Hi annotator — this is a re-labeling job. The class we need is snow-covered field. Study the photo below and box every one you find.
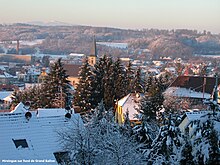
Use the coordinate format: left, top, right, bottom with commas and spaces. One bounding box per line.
97, 42, 128, 49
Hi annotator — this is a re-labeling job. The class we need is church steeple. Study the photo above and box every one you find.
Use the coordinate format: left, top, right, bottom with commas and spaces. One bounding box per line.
90, 36, 97, 57
88, 36, 97, 66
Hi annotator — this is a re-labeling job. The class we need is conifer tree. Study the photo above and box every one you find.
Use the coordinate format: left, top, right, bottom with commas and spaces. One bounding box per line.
180, 136, 195, 165
133, 67, 144, 94
113, 58, 126, 100
103, 56, 115, 110
191, 115, 220, 165
10, 90, 22, 109
90, 55, 108, 108
74, 57, 93, 112
147, 117, 183, 165
42, 58, 71, 108
124, 60, 134, 94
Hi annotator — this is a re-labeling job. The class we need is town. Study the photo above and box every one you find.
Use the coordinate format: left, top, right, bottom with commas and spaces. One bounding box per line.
0, 24, 220, 164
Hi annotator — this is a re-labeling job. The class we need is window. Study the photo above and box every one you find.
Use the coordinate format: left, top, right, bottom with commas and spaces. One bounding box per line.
53, 151, 71, 165
12, 139, 28, 148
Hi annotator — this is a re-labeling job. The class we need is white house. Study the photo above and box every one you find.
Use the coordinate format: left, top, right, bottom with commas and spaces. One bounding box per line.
0, 102, 83, 164
178, 111, 220, 134
115, 93, 143, 124
0, 91, 13, 110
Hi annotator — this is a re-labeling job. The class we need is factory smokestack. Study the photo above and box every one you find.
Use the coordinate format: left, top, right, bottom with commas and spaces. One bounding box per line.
16, 40, 19, 54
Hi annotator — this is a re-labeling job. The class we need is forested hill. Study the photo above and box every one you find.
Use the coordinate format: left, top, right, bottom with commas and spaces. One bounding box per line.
0, 23, 220, 59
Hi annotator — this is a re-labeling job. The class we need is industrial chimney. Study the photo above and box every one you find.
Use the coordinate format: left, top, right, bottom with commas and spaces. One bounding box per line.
16, 40, 19, 54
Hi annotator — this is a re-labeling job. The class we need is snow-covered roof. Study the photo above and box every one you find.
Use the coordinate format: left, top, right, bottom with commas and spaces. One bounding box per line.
185, 111, 212, 121
0, 91, 13, 100
179, 111, 220, 133
0, 72, 13, 78
36, 108, 66, 117
118, 93, 143, 120
0, 106, 83, 163
164, 87, 211, 99
10, 102, 27, 113
118, 94, 131, 107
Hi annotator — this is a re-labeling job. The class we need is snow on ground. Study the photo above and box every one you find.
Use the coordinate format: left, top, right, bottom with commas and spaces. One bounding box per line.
97, 42, 128, 49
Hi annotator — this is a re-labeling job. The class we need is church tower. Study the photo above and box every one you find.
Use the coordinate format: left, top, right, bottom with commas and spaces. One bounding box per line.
88, 36, 97, 66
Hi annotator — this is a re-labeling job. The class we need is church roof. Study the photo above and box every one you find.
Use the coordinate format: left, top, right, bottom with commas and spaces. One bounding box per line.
90, 36, 97, 57
63, 64, 81, 77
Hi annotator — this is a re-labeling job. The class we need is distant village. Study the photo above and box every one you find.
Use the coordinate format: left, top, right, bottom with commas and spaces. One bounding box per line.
0, 36, 220, 164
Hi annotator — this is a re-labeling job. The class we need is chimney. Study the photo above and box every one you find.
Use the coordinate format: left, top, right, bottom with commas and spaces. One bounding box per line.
16, 40, 19, 54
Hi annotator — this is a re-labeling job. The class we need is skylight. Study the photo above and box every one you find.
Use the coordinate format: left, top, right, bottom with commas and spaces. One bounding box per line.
12, 139, 28, 149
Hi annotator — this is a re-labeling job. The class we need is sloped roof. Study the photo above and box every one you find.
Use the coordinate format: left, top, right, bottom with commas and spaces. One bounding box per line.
117, 93, 143, 120
164, 87, 211, 99
63, 64, 81, 77
179, 111, 220, 133
170, 76, 220, 94
10, 102, 27, 113
0, 107, 83, 162
118, 94, 131, 107
0, 91, 13, 100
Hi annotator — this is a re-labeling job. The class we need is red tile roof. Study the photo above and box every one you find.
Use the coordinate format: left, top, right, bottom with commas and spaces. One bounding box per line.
170, 76, 220, 94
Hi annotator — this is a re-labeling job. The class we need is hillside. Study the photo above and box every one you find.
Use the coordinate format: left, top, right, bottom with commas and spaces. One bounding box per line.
0, 23, 220, 59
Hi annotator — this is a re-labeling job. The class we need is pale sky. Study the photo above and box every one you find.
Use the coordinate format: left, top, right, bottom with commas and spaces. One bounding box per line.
0, 0, 219, 33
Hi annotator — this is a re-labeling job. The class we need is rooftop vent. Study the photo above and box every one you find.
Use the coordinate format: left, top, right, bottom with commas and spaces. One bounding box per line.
25, 112, 32, 120
65, 113, 71, 119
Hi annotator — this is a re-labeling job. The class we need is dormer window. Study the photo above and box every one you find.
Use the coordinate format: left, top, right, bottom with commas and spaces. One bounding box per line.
12, 139, 28, 148
53, 151, 70, 164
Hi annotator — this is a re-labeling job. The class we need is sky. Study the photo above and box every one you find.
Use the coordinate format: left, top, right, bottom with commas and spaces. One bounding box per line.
0, 0, 219, 33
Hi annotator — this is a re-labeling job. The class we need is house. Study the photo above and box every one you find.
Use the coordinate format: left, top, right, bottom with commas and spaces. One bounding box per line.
178, 111, 220, 135
115, 93, 143, 125
0, 91, 13, 110
0, 102, 83, 164
0, 70, 14, 84
164, 76, 220, 105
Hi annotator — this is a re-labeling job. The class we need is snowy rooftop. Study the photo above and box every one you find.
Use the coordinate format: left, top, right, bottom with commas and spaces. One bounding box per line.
117, 93, 143, 120
0, 72, 13, 78
185, 111, 213, 121
0, 91, 13, 100
0, 104, 83, 163
164, 87, 211, 99
179, 111, 220, 133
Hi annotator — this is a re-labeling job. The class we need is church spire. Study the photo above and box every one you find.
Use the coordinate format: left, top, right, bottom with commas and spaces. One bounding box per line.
90, 36, 97, 57
88, 36, 97, 66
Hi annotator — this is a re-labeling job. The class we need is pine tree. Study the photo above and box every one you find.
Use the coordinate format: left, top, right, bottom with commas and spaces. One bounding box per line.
90, 55, 107, 108
10, 90, 22, 109
147, 117, 183, 165
74, 57, 93, 112
180, 136, 195, 165
190, 114, 220, 165
103, 56, 115, 110
113, 58, 126, 100
133, 67, 144, 94
140, 76, 166, 122
124, 60, 134, 94
42, 58, 71, 108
